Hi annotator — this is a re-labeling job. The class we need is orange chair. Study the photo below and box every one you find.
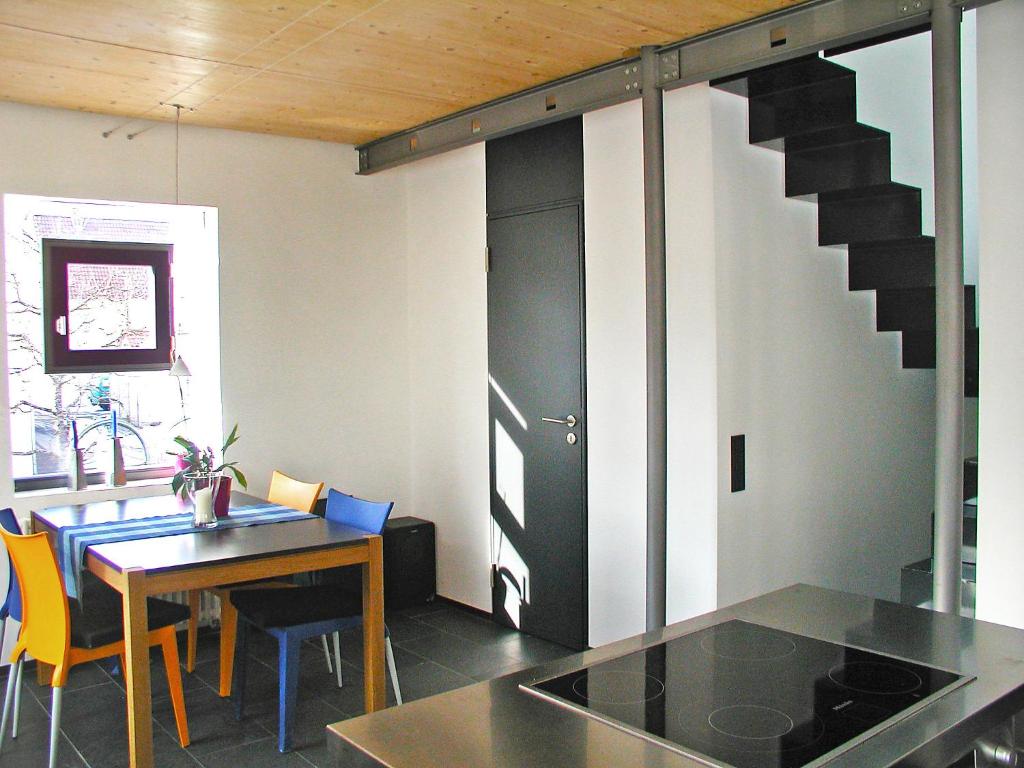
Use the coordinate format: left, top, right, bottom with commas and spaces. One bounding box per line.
185, 470, 324, 696
0, 528, 190, 768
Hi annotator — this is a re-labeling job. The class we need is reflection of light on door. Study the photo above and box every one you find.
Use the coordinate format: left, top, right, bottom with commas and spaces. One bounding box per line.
494, 420, 525, 529
488, 375, 528, 431
490, 392, 529, 630
492, 531, 530, 630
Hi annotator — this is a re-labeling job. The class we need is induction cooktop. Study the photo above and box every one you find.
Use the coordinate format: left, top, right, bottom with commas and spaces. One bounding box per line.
523, 620, 972, 768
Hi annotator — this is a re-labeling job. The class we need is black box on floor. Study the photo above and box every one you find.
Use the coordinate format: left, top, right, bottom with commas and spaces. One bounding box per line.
317, 516, 437, 610
382, 516, 437, 609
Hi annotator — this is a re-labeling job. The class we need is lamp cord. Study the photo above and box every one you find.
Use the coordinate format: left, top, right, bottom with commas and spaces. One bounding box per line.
174, 104, 181, 204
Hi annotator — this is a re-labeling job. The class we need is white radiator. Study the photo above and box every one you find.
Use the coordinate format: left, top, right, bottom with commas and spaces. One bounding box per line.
160, 590, 221, 629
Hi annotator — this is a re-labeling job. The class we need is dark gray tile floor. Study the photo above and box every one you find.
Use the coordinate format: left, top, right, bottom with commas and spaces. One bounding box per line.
1, 601, 571, 768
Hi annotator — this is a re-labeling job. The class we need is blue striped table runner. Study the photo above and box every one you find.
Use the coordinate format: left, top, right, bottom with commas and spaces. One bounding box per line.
58, 503, 314, 599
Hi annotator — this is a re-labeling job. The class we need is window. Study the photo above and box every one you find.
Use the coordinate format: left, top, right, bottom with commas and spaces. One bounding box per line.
43, 240, 174, 374
4, 195, 222, 490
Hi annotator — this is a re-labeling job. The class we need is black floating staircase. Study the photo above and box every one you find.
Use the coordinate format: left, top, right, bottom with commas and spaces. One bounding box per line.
713, 55, 979, 397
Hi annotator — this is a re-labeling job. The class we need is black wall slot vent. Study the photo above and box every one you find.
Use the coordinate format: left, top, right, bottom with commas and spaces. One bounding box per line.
731, 434, 746, 493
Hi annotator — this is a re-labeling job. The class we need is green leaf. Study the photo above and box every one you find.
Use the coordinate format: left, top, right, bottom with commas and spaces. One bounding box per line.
173, 436, 195, 451
222, 423, 240, 454
229, 466, 248, 489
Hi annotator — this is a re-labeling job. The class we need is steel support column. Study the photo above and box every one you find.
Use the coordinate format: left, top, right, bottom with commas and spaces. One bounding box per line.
931, 0, 965, 615
641, 45, 667, 632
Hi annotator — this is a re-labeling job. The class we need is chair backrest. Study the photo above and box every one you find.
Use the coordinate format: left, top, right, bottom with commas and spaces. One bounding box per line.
268, 470, 324, 513
0, 508, 22, 623
325, 488, 394, 535
0, 528, 70, 670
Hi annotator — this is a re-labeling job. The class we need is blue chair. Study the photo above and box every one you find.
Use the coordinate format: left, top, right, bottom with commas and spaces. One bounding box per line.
231, 489, 402, 752
0, 509, 24, 744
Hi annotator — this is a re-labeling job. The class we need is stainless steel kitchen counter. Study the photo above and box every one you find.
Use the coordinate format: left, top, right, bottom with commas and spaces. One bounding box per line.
327, 584, 1024, 767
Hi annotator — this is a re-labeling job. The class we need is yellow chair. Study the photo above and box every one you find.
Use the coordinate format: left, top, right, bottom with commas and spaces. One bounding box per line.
185, 470, 324, 696
0, 529, 190, 768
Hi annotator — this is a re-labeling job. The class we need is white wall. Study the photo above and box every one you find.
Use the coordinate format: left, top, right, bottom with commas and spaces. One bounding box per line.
400, 145, 491, 611
583, 102, 648, 645
708, 88, 936, 606
663, 85, 720, 625
0, 100, 411, 519
975, 0, 1024, 631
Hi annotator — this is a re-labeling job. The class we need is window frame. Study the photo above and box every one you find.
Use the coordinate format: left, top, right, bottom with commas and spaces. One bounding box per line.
42, 239, 174, 374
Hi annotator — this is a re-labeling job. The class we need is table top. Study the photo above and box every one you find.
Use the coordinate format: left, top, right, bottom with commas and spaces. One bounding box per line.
327, 584, 1024, 768
34, 491, 372, 575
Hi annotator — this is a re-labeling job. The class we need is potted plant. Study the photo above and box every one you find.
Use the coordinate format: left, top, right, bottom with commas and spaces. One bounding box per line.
170, 424, 247, 518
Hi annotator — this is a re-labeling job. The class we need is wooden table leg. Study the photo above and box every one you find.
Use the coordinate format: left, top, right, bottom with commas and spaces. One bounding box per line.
362, 535, 386, 713
123, 567, 154, 768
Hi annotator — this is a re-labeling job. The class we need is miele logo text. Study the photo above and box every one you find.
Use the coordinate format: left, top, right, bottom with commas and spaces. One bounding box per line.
832, 700, 854, 712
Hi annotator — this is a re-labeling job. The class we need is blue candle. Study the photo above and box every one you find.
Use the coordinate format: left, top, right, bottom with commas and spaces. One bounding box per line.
111, 409, 117, 439
71, 419, 79, 450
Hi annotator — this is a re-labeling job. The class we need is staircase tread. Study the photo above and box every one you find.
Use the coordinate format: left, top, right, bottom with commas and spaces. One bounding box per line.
872, 284, 974, 299
849, 236, 935, 252
714, 55, 855, 98
748, 72, 856, 103
876, 286, 977, 332
818, 182, 920, 203
785, 123, 889, 153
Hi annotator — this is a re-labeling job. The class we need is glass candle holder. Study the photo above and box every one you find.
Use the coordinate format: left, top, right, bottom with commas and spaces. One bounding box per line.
184, 470, 221, 528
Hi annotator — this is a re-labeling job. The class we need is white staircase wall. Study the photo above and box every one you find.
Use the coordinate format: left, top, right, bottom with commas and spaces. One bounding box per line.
975, 0, 1024, 631
662, 79, 938, 611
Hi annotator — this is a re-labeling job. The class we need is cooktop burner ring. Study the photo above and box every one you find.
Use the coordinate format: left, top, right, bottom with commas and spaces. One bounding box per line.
570, 670, 665, 705
708, 704, 795, 740
828, 661, 924, 695
699, 626, 797, 661
694, 705, 827, 754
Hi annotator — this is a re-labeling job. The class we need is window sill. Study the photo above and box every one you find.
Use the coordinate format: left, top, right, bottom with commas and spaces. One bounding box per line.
14, 475, 173, 503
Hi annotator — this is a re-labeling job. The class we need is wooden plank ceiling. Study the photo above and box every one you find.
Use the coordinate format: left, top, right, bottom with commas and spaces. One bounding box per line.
0, 1, 806, 146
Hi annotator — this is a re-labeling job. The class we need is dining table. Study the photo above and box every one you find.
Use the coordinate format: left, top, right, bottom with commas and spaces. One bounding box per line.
31, 490, 386, 768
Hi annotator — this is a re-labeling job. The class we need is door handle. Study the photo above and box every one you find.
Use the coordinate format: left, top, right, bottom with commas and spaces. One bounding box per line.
541, 415, 577, 428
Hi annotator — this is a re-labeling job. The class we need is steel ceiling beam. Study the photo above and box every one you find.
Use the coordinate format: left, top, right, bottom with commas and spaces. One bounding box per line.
355, 0, 997, 175
355, 61, 638, 174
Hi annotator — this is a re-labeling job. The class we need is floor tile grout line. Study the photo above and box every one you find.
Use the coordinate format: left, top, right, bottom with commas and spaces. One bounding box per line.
391, 634, 545, 684
21, 666, 206, 768
195, 727, 280, 760
25, 688, 94, 768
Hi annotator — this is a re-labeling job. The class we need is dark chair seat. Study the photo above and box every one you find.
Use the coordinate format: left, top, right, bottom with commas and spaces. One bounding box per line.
69, 576, 190, 650
230, 585, 360, 630
231, 489, 398, 753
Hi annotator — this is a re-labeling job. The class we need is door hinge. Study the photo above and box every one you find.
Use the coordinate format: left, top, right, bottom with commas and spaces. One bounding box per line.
485, 245, 491, 273
489, 564, 496, 589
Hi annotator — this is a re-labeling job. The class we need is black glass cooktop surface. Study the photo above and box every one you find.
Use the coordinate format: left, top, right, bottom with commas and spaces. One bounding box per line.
525, 620, 970, 768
